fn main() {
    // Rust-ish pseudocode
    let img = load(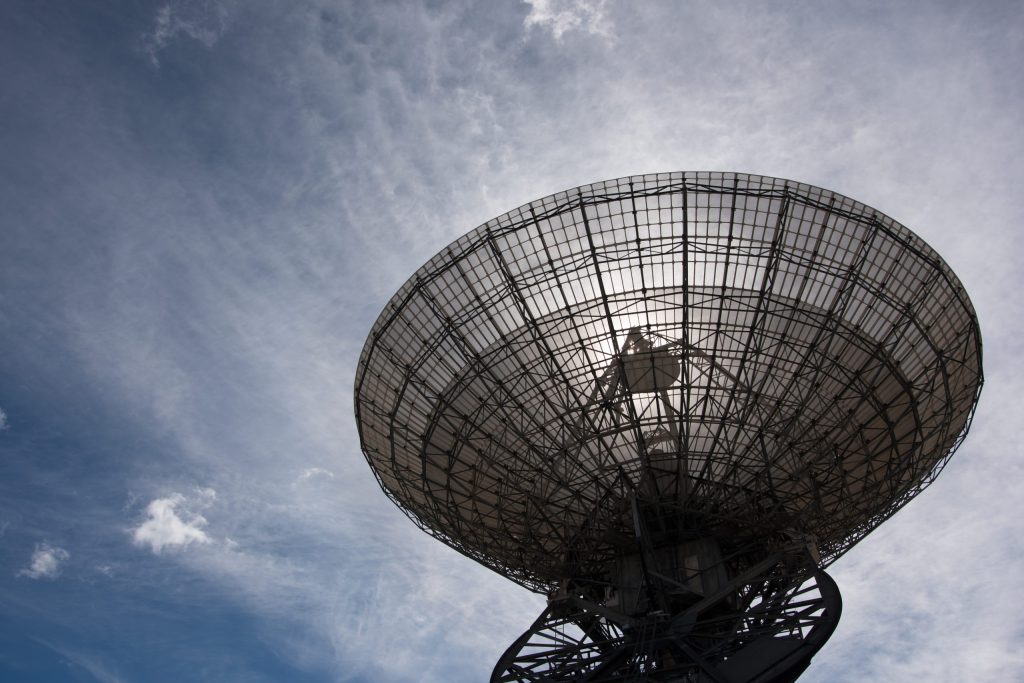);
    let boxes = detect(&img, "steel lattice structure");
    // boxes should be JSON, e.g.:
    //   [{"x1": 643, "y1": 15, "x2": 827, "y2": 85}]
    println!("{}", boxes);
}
[{"x1": 354, "y1": 172, "x2": 982, "y2": 681}]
